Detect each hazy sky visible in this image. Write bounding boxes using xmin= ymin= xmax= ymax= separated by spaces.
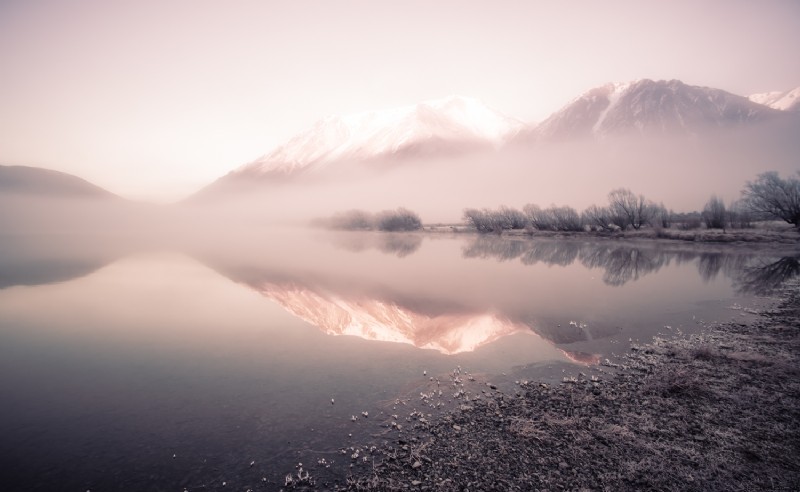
xmin=1 ymin=0 xmax=798 ymax=202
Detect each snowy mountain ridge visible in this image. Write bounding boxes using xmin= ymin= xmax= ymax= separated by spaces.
xmin=238 ymin=95 xmax=525 ymax=177
xmin=748 ymin=87 xmax=800 ymax=112
xmin=531 ymin=79 xmax=783 ymax=140
xmin=194 ymin=80 xmax=798 ymax=198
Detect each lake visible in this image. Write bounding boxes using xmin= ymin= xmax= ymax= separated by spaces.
xmin=0 ymin=229 xmax=796 ymax=491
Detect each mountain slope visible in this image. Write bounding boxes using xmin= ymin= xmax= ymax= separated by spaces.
xmin=531 ymin=79 xmax=784 ymax=140
xmin=749 ymin=87 xmax=800 ymax=112
xmin=208 ymin=96 xmax=524 ymax=189
xmin=0 ymin=165 xmax=116 ymax=198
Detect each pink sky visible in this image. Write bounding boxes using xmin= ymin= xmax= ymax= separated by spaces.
xmin=1 ymin=0 xmax=798 ymax=202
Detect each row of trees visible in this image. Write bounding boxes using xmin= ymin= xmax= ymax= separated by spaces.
xmin=463 ymin=188 xmax=671 ymax=233
xmin=319 ymin=207 xmax=423 ymax=232
xmin=463 ymin=172 xmax=800 ymax=234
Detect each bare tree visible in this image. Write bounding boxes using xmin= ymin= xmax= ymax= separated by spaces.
xmin=497 ymin=206 xmax=528 ymax=230
xmin=742 ymin=172 xmax=800 ymax=229
xmin=463 ymin=208 xmax=492 ymax=232
xmin=607 ymin=188 xmax=653 ymax=230
xmin=728 ymin=199 xmax=753 ymax=229
xmin=702 ymin=195 xmax=727 ymax=230
xmin=463 ymin=208 xmax=509 ymax=233
xmin=523 ymin=204 xmax=551 ymax=230
xmin=582 ymin=205 xmax=615 ymax=231
xmin=550 ymin=205 xmax=583 ymax=231
xmin=650 ymin=202 xmax=672 ymax=228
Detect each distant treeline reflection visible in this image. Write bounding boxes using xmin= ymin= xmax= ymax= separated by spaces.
xmin=462 ymin=236 xmax=799 ymax=294
xmin=326 ymin=231 xmax=423 ymax=258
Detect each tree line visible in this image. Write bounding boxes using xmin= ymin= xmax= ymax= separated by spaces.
xmin=316 ymin=207 xmax=423 ymax=232
xmin=463 ymin=172 xmax=800 ymax=233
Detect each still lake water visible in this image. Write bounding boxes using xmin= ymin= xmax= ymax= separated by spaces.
xmin=0 ymin=228 xmax=796 ymax=491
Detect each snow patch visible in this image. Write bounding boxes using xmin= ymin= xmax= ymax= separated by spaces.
xmin=748 ymin=87 xmax=800 ymax=111
xmin=592 ymin=82 xmax=633 ymax=134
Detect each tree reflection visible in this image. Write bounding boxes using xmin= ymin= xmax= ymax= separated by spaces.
xmin=520 ymin=240 xmax=581 ymax=267
xmin=326 ymin=231 xmax=422 ymax=258
xmin=732 ymin=256 xmax=800 ymax=295
xmin=696 ymin=253 xmax=750 ymax=283
xmin=377 ymin=233 xmax=423 ymax=258
xmin=459 ymin=235 xmax=799 ymax=293
xmin=462 ymin=236 xmax=529 ymax=261
xmin=585 ymin=247 xmax=666 ymax=287
xmin=463 ymin=237 xmax=670 ymax=286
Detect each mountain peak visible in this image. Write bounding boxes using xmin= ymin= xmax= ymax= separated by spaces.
xmin=236 ymin=96 xmax=525 ymax=177
xmin=532 ymin=79 xmax=781 ymax=140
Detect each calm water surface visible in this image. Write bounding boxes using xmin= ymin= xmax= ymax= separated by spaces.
xmin=0 ymin=229 xmax=796 ymax=491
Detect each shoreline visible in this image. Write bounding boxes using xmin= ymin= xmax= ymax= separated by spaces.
xmin=421 ymin=223 xmax=800 ymax=246
xmin=292 ymin=279 xmax=800 ymax=491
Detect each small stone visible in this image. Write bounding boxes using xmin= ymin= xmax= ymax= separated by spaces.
xmin=453 ymin=425 xmax=462 ymax=431
xmin=331 ymin=398 xmax=335 ymax=405
xmin=412 ymin=461 xmax=422 ymax=469
xmin=412 ymin=479 xmax=422 ymax=485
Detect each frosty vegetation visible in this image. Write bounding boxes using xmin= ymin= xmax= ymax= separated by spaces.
xmin=316 ymin=207 xmax=423 ymax=232
xmin=463 ymin=171 xmax=800 ymax=234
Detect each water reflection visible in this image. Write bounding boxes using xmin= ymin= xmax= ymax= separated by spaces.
xmin=325 ymin=231 xmax=423 ymax=258
xmin=254 ymin=279 xmax=526 ymax=354
xmin=0 ymin=234 xmax=126 ymax=289
xmin=733 ymin=256 xmax=800 ymax=295
xmin=198 ymin=231 xmax=798 ymax=358
xmin=461 ymin=235 xmax=798 ymax=293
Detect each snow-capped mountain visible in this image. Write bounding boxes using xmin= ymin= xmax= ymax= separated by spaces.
xmin=530 ymin=79 xmax=782 ymax=140
xmin=748 ymin=87 xmax=800 ymax=112
xmin=232 ymin=95 xmax=525 ymax=178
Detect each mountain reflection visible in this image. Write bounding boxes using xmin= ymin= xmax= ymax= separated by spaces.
xmin=255 ymin=280 xmax=526 ymax=354
xmin=192 ymin=230 xmax=798 ymax=357
xmin=0 ymin=234 xmax=128 ymax=289
xmin=461 ymin=235 xmax=796 ymax=293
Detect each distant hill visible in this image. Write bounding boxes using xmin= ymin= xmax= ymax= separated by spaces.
xmin=0 ymin=165 xmax=117 ymax=198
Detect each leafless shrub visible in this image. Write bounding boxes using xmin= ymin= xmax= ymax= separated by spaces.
xmin=375 ymin=207 xmax=422 ymax=231
xmin=702 ymin=195 xmax=727 ymax=229
xmin=324 ymin=209 xmax=374 ymax=230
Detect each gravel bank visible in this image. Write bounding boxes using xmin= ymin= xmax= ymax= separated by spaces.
xmin=289 ymin=279 xmax=800 ymax=491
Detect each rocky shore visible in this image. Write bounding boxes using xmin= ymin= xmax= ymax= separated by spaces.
xmin=289 ymin=278 xmax=800 ymax=491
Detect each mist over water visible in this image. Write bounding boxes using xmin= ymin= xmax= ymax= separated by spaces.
xmin=1 ymin=119 xmax=799 ymax=491
xmin=177 ymin=125 xmax=800 ymax=226
xmin=1 ymin=221 xmax=798 ymax=490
